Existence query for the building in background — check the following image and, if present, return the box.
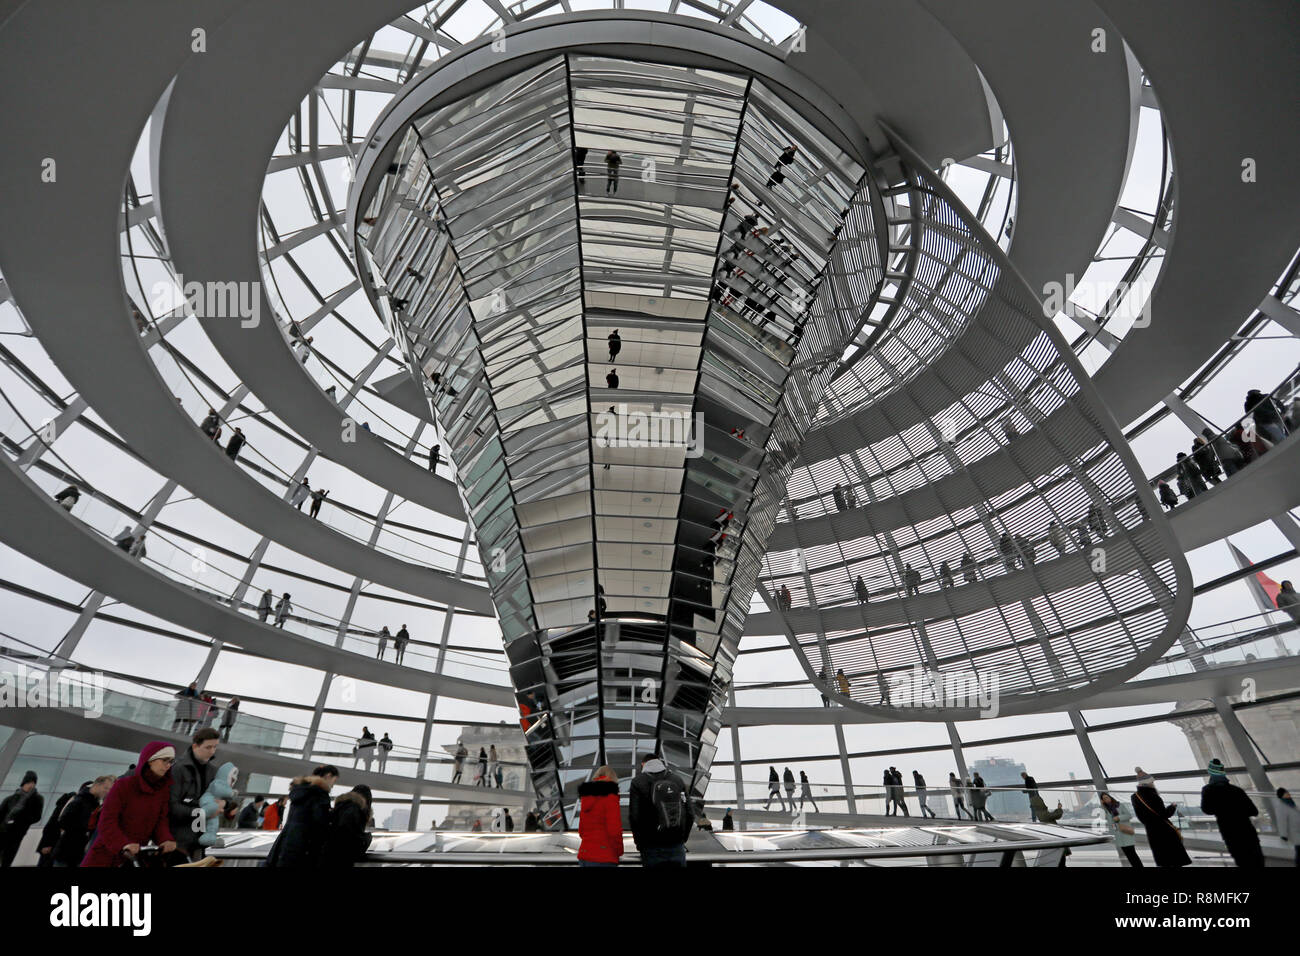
[439,723,529,831]
[971,756,1027,821]
[1170,696,1300,796]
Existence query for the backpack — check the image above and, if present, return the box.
[650,773,685,833]
[51,790,77,826]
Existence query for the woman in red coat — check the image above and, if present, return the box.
[262,796,285,830]
[577,766,623,867]
[81,741,178,867]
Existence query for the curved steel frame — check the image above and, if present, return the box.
[773,125,1192,720]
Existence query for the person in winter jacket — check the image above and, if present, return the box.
[970,776,993,821]
[321,785,372,868]
[1191,435,1223,485]
[764,766,786,811]
[577,766,623,866]
[1230,421,1268,461]
[81,741,178,867]
[237,796,265,829]
[262,796,286,830]
[51,777,115,867]
[169,727,219,861]
[1099,791,1143,867]
[256,588,273,623]
[1276,580,1300,625]
[1175,452,1207,499]
[628,753,693,866]
[783,767,796,807]
[36,785,80,867]
[224,427,245,461]
[798,771,819,812]
[354,727,377,771]
[1273,788,1300,866]
[914,771,936,818]
[949,772,971,820]
[1028,791,1063,824]
[1245,388,1289,444]
[199,408,221,441]
[274,593,293,628]
[0,770,45,867]
[452,742,467,784]
[1205,427,1245,477]
[263,765,338,868]
[1200,758,1263,868]
[172,684,199,733]
[1155,479,1179,510]
[884,768,901,816]
[53,484,81,512]
[1131,767,1190,867]
[219,697,240,742]
[524,811,540,832]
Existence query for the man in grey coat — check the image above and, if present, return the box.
[169,728,219,861]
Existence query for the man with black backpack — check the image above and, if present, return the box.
[35,785,81,867]
[629,752,694,867]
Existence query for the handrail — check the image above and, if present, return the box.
[0,644,528,777]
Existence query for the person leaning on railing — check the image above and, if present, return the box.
[1203,427,1245,478]
[1245,388,1289,445]
[1276,581,1300,625]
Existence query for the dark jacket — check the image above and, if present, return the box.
[1200,779,1263,867]
[628,759,693,850]
[577,779,623,864]
[237,802,262,829]
[82,742,174,867]
[51,785,99,867]
[1246,391,1284,426]
[168,746,216,854]
[0,786,45,846]
[1192,441,1221,478]
[264,775,333,868]
[37,790,77,860]
[1131,785,1191,867]
[320,791,372,868]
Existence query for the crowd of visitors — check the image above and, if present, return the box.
[171,682,241,742]
[772,500,1120,611]
[0,729,379,869]
[760,766,823,813]
[0,739,1287,868]
[764,385,1300,614]
[1157,388,1296,508]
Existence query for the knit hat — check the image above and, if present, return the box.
[1135,766,1155,787]
[20,770,37,786]
[143,743,175,764]
[1207,758,1227,777]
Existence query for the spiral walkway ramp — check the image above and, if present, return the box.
[0,0,1297,846]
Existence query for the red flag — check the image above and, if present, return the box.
[1227,542,1282,610]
